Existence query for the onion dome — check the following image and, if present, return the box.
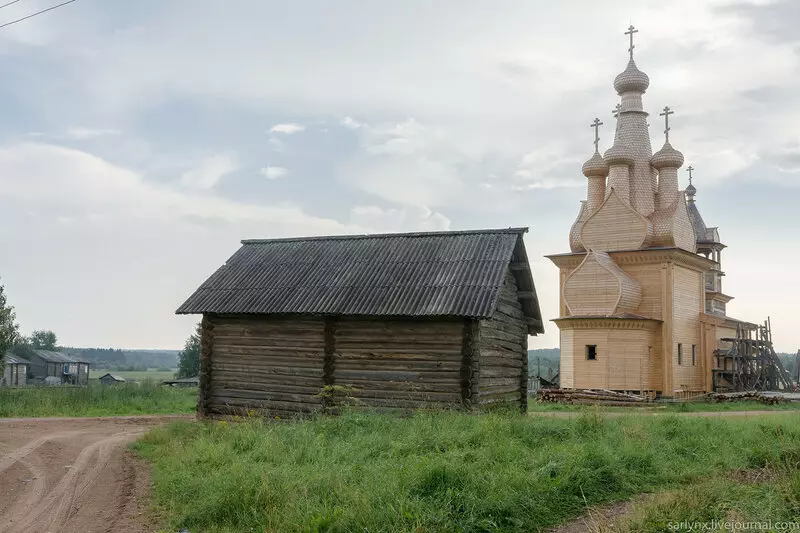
[603,143,634,166]
[650,142,684,169]
[613,58,650,94]
[582,152,609,177]
[686,182,697,197]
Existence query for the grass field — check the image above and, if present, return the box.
[528,399,800,413]
[0,382,196,418]
[89,369,178,382]
[134,410,800,533]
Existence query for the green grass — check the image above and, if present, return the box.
[528,400,800,413]
[133,410,800,533]
[91,369,178,383]
[0,382,196,418]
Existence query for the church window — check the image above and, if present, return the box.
[692,345,696,366]
[586,345,597,360]
[677,344,683,365]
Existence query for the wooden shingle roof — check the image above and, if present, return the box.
[177,228,543,333]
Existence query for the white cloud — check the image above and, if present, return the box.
[67,128,121,140]
[349,204,451,232]
[259,165,288,180]
[341,116,364,130]
[269,123,305,134]
[268,137,286,151]
[180,152,239,189]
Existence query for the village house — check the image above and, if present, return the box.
[178,228,543,417]
[26,350,90,385]
[1,354,30,387]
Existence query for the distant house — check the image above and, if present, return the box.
[2,355,30,387]
[27,350,90,385]
[99,373,126,386]
[177,228,543,418]
[162,376,199,388]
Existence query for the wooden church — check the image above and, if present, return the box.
[547,27,780,398]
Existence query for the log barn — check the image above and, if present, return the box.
[177,228,543,417]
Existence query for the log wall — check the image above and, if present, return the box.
[475,269,528,410]
[334,317,465,409]
[202,315,327,417]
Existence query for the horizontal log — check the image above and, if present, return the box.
[335,369,461,382]
[213,324,325,337]
[213,337,325,349]
[479,367,519,379]
[213,346,324,359]
[212,356,323,369]
[478,390,520,401]
[335,359,461,371]
[479,377,520,388]
[495,301,525,318]
[334,351,462,361]
[334,347,463,356]
[210,365,323,381]
[209,377,323,395]
[332,378,460,393]
[352,397,458,409]
[479,327,525,345]
[210,387,323,404]
[346,389,460,402]
[209,397,322,413]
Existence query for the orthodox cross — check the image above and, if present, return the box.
[659,105,674,143]
[612,103,621,119]
[625,25,638,60]
[686,165,694,185]
[590,118,603,153]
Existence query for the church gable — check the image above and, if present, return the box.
[563,250,642,316]
[579,188,653,252]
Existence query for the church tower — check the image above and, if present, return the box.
[549,27,717,397]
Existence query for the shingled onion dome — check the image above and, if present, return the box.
[686,181,697,198]
[582,151,609,177]
[613,58,650,94]
[650,142,684,170]
[603,142,635,166]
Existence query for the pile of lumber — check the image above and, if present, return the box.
[537,388,650,406]
[705,391,788,405]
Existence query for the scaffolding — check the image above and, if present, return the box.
[712,318,793,392]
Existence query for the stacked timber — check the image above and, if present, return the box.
[537,388,650,406]
[334,318,464,409]
[206,316,327,417]
[705,391,788,405]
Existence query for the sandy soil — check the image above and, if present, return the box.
[0,415,191,533]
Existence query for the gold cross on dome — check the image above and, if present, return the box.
[625,25,638,59]
[659,106,674,143]
[686,165,694,185]
[590,118,603,153]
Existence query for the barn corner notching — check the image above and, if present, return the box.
[177,228,543,418]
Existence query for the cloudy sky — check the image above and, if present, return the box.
[0,0,798,351]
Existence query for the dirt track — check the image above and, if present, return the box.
[0,415,191,533]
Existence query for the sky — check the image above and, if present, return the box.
[0,0,798,351]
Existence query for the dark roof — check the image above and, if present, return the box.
[177,228,543,333]
[99,373,126,382]
[5,355,31,365]
[28,350,89,364]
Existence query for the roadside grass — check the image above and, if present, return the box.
[0,382,196,418]
[133,410,800,533]
[606,469,800,532]
[528,400,800,413]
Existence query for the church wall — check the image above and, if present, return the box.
[671,265,704,392]
[621,263,663,320]
[561,327,658,392]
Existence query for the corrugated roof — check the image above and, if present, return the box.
[100,373,126,382]
[177,228,543,332]
[29,350,89,364]
[5,355,31,365]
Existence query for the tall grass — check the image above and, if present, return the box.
[0,383,196,417]
[133,410,800,532]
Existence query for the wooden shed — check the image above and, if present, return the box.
[99,373,126,385]
[177,228,543,418]
[27,350,90,385]
[2,355,30,387]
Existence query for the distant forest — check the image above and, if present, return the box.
[61,347,179,371]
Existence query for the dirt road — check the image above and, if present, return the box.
[0,415,191,533]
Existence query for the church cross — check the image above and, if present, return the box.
[625,25,638,60]
[612,103,621,118]
[590,118,603,153]
[686,165,694,185]
[659,105,674,143]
